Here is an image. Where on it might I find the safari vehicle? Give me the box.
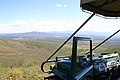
[41,0,120,80]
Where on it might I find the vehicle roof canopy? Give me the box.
[80,0,120,17]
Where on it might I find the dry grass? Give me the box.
[0,37,119,80]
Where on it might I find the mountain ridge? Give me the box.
[0,31,119,40]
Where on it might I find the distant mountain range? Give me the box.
[0,31,119,40]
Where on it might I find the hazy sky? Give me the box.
[0,0,120,33]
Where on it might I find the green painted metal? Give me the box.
[70,37,77,80]
[70,37,92,80]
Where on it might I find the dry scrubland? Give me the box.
[0,38,120,80]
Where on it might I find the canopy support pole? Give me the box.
[86,29,120,55]
[41,12,95,73]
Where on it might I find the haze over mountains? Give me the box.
[0,31,119,40]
